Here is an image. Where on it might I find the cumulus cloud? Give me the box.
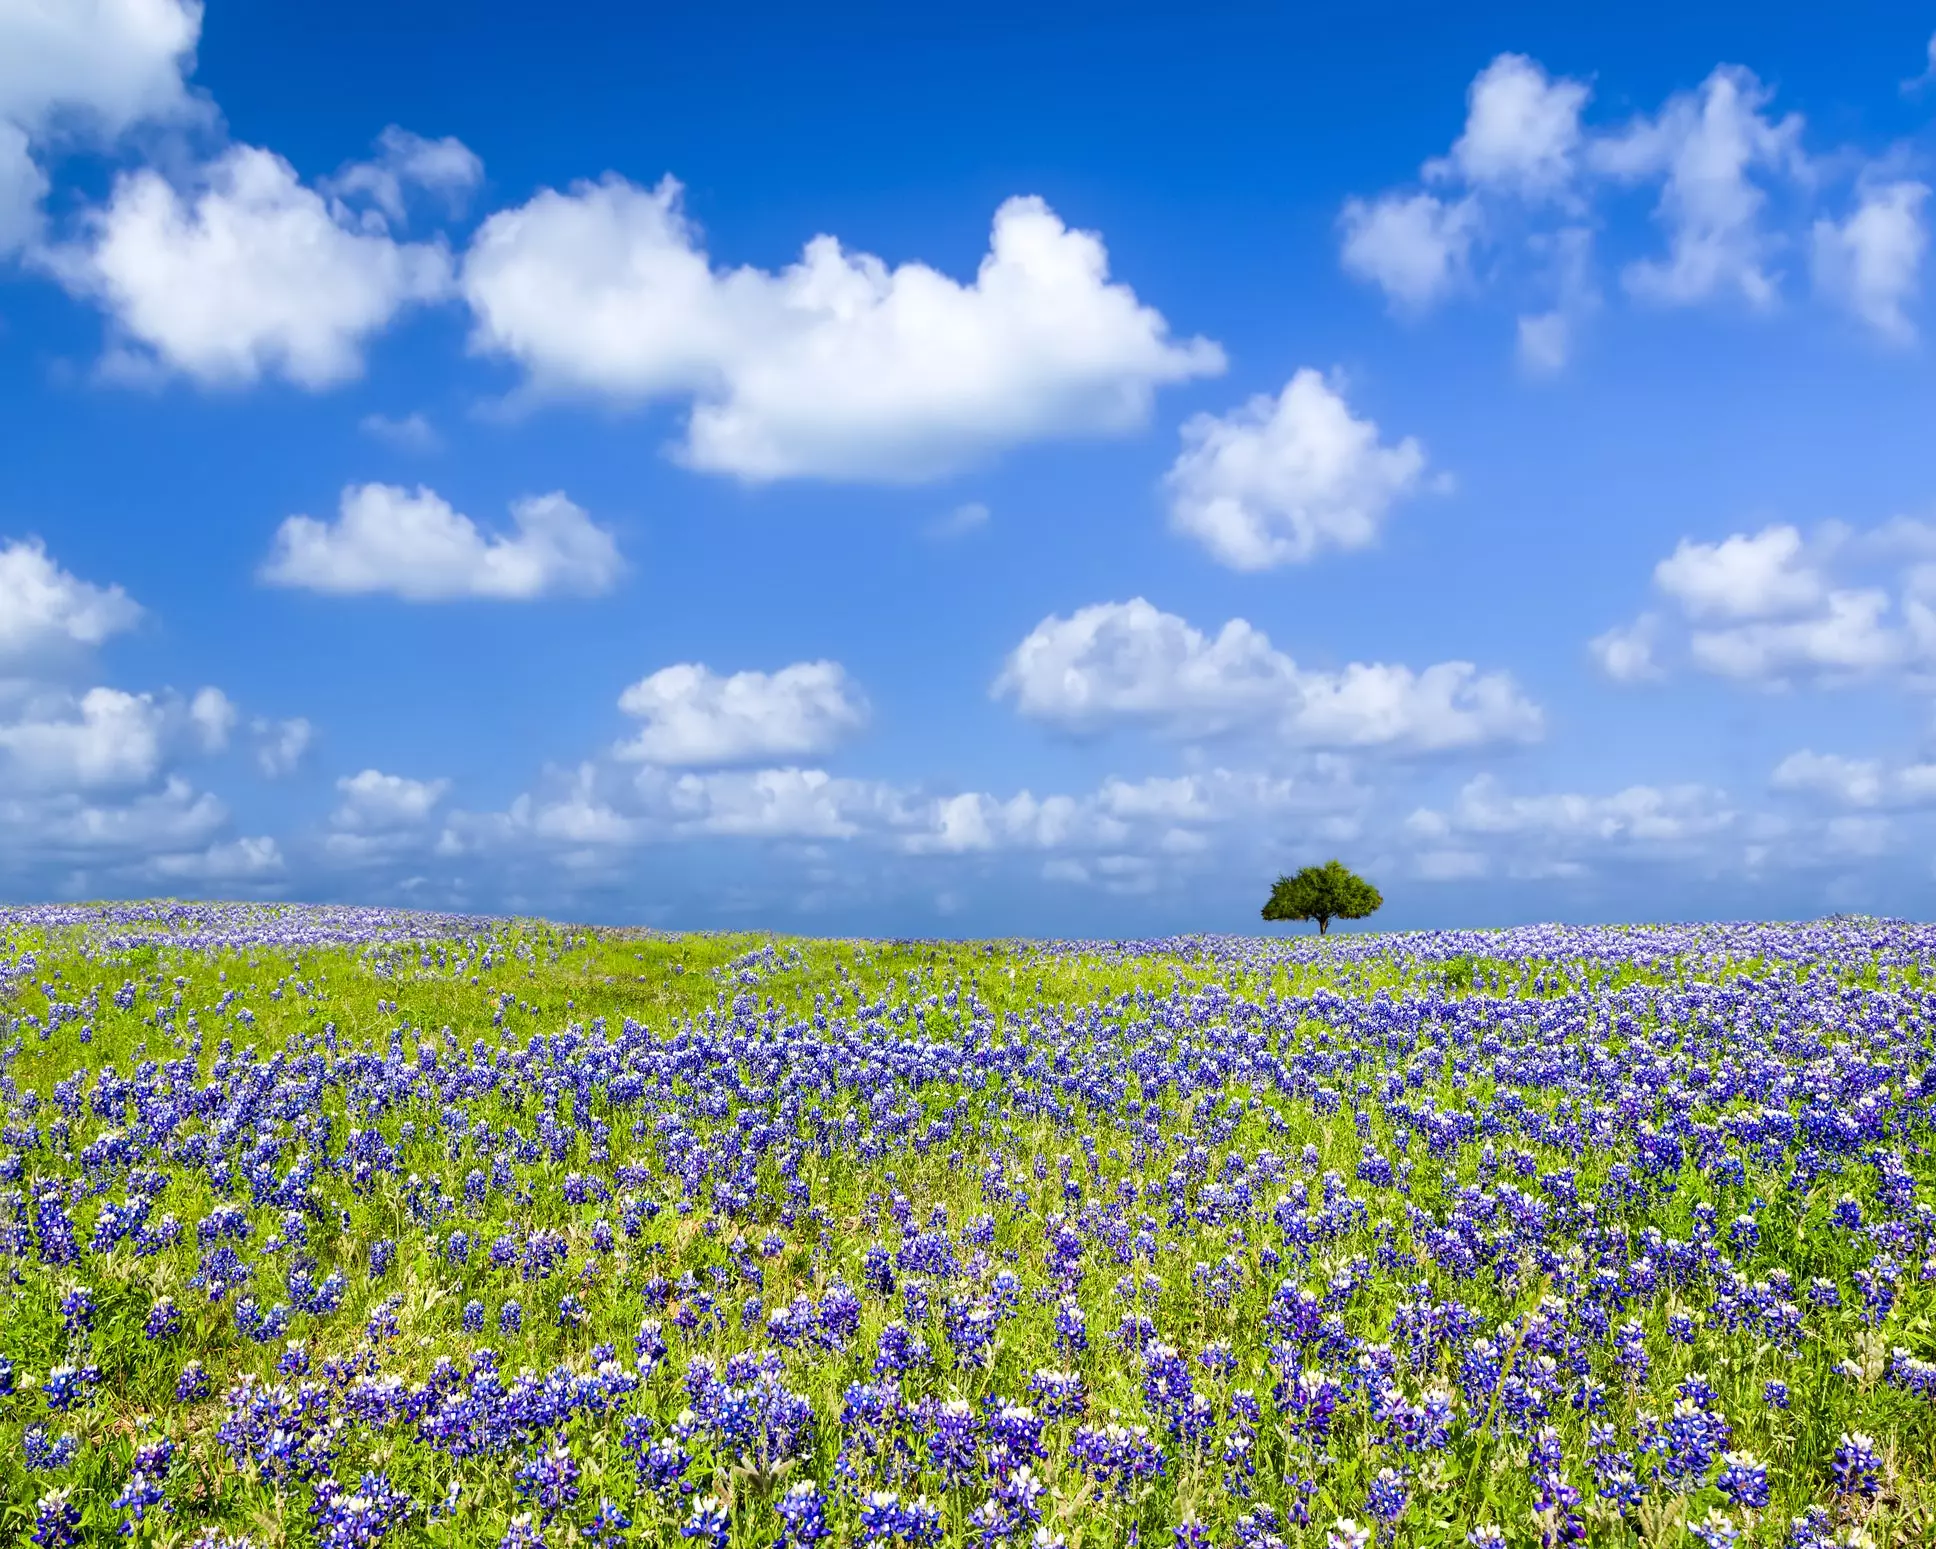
[0,0,203,254]
[188,685,235,749]
[1337,193,1479,311]
[1772,749,1936,809]
[1653,525,1825,620]
[1166,370,1432,570]
[333,768,450,830]
[56,144,453,387]
[615,661,868,767]
[1404,774,1736,879]
[323,125,483,224]
[0,685,168,790]
[149,833,283,881]
[461,178,1224,481]
[1597,520,1936,687]
[995,598,1541,751]
[0,537,142,661]
[1432,53,1589,198]
[1811,179,1929,345]
[1590,66,1804,309]
[252,716,313,777]
[1589,614,1663,682]
[261,483,623,601]
[1340,53,1915,356]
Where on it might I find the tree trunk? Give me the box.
[1318,917,1329,934]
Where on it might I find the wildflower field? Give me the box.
[1,904,1933,1549]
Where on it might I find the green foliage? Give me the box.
[1261,858,1383,933]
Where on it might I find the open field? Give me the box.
[0,903,1932,1548]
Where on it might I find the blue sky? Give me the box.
[4,0,1936,934]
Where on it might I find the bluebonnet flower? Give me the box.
[1829,1432,1881,1497]
[777,1482,830,1546]
[516,1441,580,1522]
[681,1496,729,1549]
[1715,1451,1769,1510]
[31,1488,81,1549]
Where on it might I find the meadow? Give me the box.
[0,902,1931,1549]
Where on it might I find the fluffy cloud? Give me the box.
[149,833,283,881]
[261,483,623,601]
[1653,525,1824,620]
[0,682,240,792]
[615,661,868,767]
[1772,749,1936,809]
[1433,53,1589,197]
[1597,521,1935,686]
[461,178,1223,481]
[252,716,313,778]
[333,768,450,830]
[995,598,1541,751]
[323,125,483,224]
[1590,66,1804,309]
[58,144,453,387]
[1811,179,1930,344]
[1406,773,1736,878]
[0,537,142,661]
[1338,193,1478,311]
[1342,54,1917,356]
[0,0,202,254]
[1166,370,1432,570]
[1588,614,1662,683]
[188,685,235,750]
[0,0,201,135]
[0,686,167,790]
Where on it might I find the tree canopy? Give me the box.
[1262,859,1382,934]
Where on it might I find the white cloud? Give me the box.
[149,833,283,881]
[58,144,452,387]
[0,0,201,135]
[359,411,440,452]
[1165,370,1432,570]
[461,178,1223,481]
[1589,614,1663,682]
[1410,774,1737,875]
[0,775,226,869]
[0,537,142,661]
[1601,520,1936,688]
[0,0,202,255]
[995,598,1541,751]
[1338,192,1478,310]
[1811,179,1929,345]
[1687,588,1905,680]
[0,685,166,790]
[1653,524,1824,620]
[615,660,868,767]
[1433,53,1589,197]
[1589,66,1804,309]
[261,483,622,601]
[324,125,483,224]
[1772,749,1936,809]
[1338,54,1928,356]
[252,716,312,777]
[334,768,450,829]
[188,685,234,749]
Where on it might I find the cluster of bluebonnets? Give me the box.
[0,902,1931,1547]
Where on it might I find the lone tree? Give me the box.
[1262,859,1382,935]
